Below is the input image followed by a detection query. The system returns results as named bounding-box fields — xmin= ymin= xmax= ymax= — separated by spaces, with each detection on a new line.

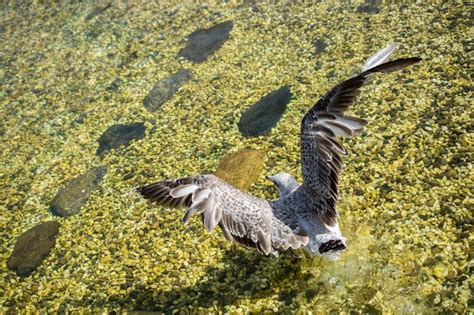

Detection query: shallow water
xmin=0 ymin=1 xmax=471 ymax=313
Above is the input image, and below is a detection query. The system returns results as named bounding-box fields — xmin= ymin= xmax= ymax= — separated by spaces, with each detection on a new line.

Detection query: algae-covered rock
xmin=314 ymin=39 xmax=328 ymax=55
xmin=85 ymin=1 xmax=112 ymax=20
xmin=96 ymin=123 xmax=146 ymax=156
xmin=356 ymin=4 xmax=380 ymax=14
xmin=143 ymin=69 xmax=192 ymax=112
xmin=178 ymin=21 xmax=233 ymax=63
xmin=7 ymin=221 xmax=60 ymax=277
xmin=238 ymin=86 xmax=292 ymax=137
xmin=50 ymin=166 xmax=107 ymax=217
xmin=214 ymin=149 xmax=266 ymax=191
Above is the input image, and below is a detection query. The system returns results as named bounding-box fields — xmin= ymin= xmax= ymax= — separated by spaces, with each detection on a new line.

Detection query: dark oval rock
xmin=97 ymin=122 xmax=146 ymax=156
xmin=238 ymin=86 xmax=292 ymax=137
xmin=143 ymin=69 xmax=191 ymax=111
xmin=7 ymin=221 xmax=60 ymax=277
xmin=356 ymin=4 xmax=380 ymax=14
xmin=214 ymin=149 xmax=266 ymax=192
xmin=50 ymin=166 xmax=107 ymax=217
xmin=314 ymin=39 xmax=327 ymax=55
xmin=178 ymin=21 xmax=233 ymax=63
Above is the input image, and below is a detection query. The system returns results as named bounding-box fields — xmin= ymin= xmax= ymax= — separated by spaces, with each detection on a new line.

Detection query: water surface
xmin=0 ymin=1 xmax=471 ymax=313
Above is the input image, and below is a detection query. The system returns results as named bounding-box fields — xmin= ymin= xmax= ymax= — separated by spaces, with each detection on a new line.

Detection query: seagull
xmin=139 ymin=43 xmax=421 ymax=259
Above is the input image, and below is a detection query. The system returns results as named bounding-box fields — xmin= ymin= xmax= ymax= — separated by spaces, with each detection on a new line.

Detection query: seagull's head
xmin=266 ymin=172 xmax=299 ymax=197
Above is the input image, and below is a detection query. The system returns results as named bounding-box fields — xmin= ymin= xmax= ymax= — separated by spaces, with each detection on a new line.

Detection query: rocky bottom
xmin=0 ymin=1 xmax=471 ymax=313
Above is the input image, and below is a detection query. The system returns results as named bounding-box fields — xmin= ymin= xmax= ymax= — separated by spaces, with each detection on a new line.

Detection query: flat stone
xmin=50 ymin=166 xmax=107 ymax=217
xmin=214 ymin=149 xmax=266 ymax=192
xmin=96 ymin=122 xmax=146 ymax=156
xmin=238 ymin=85 xmax=292 ymax=137
xmin=143 ymin=69 xmax=191 ymax=112
xmin=7 ymin=221 xmax=60 ymax=277
xmin=178 ymin=21 xmax=233 ymax=63
xmin=85 ymin=1 xmax=112 ymax=20
xmin=356 ymin=5 xmax=380 ymax=14
xmin=314 ymin=39 xmax=327 ymax=55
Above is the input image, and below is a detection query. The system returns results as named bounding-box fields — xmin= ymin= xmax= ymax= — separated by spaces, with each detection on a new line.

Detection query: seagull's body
xmin=267 ymin=173 xmax=299 ymax=197
xmin=139 ymin=43 xmax=421 ymax=258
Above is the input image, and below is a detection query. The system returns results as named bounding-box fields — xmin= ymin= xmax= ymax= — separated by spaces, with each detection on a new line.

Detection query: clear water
xmin=0 ymin=2 xmax=471 ymax=313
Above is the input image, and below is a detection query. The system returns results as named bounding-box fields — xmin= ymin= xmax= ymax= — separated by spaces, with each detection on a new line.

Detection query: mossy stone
xmin=238 ymin=86 xmax=291 ymax=137
xmin=85 ymin=1 xmax=112 ymax=20
xmin=356 ymin=4 xmax=381 ymax=14
xmin=178 ymin=21 xmax=233 ymax=63
xmin=7 ymin=221 xmax=60 ymax=277
xmin=314 ymin=39 xmax=328 ymax=55
xmin=97 ymin=123 xmax=146 ymax=156
xmin=143 ymin=69 xmax=192 ymax=112
xmin=50 ymin=166 xmax=107 ymax=217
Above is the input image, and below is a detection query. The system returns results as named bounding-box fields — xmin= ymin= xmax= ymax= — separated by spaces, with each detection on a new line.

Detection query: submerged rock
xmin=178 ymin=21 xmax=233 ymax=63
xmin=7 ymin=221 xmax=60 ymax=277
xmin=143 ymin=69 xmax=191 ymax=111
xmin=85 ymin=1 xmax=112 ymax=20
xmin=50 ymin=166 xmax=107 ymax=217
xmin=356 ymin=4 xmax=380 ymax=14
xmin=238 ymin=86 xmax=292 ymax=137
xmin=314 ymin=39 xmax=327 ymax=55
xmin=214 ymin=149 xmax=266 ymax=192
xmin=96 ymin=122 xmax=146 ymax=156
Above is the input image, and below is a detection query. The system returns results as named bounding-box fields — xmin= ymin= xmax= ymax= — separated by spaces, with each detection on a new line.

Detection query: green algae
xmin=0 ymin=1 xmax=471 ymax=313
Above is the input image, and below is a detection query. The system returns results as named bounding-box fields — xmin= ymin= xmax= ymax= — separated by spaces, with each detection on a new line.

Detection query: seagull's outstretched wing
xmin=300 ymin=55 xmax=421 ymax=226
xmin=139 ymin=174 xmax=277 ymax=255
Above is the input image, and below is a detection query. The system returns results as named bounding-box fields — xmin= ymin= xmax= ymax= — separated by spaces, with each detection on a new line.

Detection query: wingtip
xmin=364 ymin=57 xmax=422 ymax=74
xmin=362 ymin=42 xmax=398 ymax=72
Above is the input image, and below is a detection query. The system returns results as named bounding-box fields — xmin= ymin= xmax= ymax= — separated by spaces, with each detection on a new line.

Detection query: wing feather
xmin=362 ymin=43 xmax=397 ymax=72
xmin=139 ymin=174 xmax=276 ymax=255
xmin=301 ymin=53 xmax=421 ymax=225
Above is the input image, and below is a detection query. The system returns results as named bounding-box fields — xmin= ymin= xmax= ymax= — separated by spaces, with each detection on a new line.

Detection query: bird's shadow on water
xmin=124 ymin=248 xmax=310 ymax=312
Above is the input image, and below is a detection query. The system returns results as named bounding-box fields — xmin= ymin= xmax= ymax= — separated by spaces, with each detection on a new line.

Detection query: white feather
xmin=169 ymin=184 xmax=199 ymax=198
xmin=192 ymin=188 xmax=212 ymax=202
xmin=362 ymin=43 xmax=397 ymax=72
xmin=320 ymin=121 xmax=353 ymax=138
xmin=335 ymin=116 xmax=367 ymax=132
